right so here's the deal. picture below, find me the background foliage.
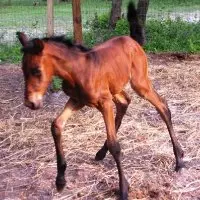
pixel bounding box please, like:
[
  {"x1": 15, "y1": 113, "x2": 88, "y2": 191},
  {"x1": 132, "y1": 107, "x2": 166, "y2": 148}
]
[{"x1": 0, "y1": 0, "x2": 199, "y2": 65}]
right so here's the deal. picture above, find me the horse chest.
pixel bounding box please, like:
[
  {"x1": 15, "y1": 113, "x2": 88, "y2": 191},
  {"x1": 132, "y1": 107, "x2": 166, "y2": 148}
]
[{"x1": 62, "y1": 81, "x2": 99, "y2": 107}]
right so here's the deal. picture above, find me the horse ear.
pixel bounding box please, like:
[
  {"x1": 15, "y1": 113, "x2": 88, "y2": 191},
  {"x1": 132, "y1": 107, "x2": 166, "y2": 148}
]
[
  {"x1": 16, "y1": 32, "x2": 28, "y2": 47},
  {"x1": 32, "y1": 38, "x2": 44, "y2": 53}
]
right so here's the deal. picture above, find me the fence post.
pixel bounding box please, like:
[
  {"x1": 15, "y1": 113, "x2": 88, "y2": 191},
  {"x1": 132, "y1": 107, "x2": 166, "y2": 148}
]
[
  {"x1": 72, "y1": 0, "x2": 83, "y2": 44},
  {"x1": 47, "y1": 0, "x2": 54, "y2": 37}
]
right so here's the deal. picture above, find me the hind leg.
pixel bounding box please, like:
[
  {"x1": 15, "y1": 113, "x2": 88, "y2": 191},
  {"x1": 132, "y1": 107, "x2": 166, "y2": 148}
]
[
  {"x1": 131, "y1": 78, "x2": 184, "y2": 171},
  {"x1": 95, "y1": 91, "x2": 131, "y2": 161}
]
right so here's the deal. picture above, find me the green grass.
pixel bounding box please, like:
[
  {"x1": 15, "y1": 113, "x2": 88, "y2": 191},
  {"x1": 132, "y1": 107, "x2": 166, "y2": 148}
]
[
  {"x1": 0, "y1": 0, "x2": 46, "y2": 6},
  {"x1": 1, "y1": 0, "x2": 199, "y2": 28},
  {"x1": 1, "y1": 18, "x2": 199, "y2": 65},
  {"x1": 52, "y1": 76, "x2": 63, "y2": 92},
  {"x1": 0, "y1": 6, "x2": 45, "y2": 28},
  {"x1": 145, "y1": 19, "x2": 200, "y2": 53},
  {"x1": 0, "y1": 0, "x2": 199, "y2": 44},
  {"x1": 84, "y1": 15, "x2": 200, "y2": 53},
  {"x1": 0, "y1": 43, "x2": 21, "y2": 64},
  {"x1": 2, "y1": 0, "x2": 199, "y2": 9},
  {"x1": 0, "y1": 0, "x2": 199, "y2": 64},
  {"x1": 149, "y1": 0, "x2": 200, "y2": 9}
]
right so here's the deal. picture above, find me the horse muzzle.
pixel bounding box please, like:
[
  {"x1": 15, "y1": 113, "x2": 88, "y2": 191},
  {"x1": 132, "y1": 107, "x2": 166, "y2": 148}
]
[
  {"x1": 24, "y1": 99, "x2": 43, "y2": 110},
  {"x1": 24, "y1": 93, "x2": 43, "y2": 110}
]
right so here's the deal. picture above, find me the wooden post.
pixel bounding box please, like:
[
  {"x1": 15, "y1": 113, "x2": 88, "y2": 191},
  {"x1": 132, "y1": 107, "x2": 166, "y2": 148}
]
[
  {"x1": 47, "y1": 0, "x2": 54, "y2": 37},
  {"x1": 72, "y1": 0, "x2": 83, "y2": 44}
]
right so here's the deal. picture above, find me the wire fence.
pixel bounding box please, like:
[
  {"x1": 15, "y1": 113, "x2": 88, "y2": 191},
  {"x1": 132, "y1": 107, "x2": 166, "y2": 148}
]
[{"x1": 0, "y1": 0, "x2": 199, "y2": 44}]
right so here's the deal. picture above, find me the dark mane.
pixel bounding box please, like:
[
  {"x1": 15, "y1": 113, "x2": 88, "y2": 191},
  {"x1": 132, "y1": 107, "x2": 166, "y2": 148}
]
[
  {"x1": 43, "y1": 36, "x2": 91, "y2": 52},
  {"x1": 21, "y1": 35, "x2": 91, "y2": 54}
]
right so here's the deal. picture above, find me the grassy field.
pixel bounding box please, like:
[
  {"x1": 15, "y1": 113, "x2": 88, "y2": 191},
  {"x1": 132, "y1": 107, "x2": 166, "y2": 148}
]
[
  {"x1": 0, "y1": 0, "x2": 199, "y2": 38},
  {"x1": 1, "y1": 0, "x2": 200, "y2": 7},
  {"x1": 0, "y1": 0, "x2": 199, "y2": 63}
]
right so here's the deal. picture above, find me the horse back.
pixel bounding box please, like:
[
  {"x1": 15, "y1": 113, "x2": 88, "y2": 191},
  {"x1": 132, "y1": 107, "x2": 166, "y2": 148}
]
[{"x1": 90, "y1": 36, "x2": 140, "y2": 94}]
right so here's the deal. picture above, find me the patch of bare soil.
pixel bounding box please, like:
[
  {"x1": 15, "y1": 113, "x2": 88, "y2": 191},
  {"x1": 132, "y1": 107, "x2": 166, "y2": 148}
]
[{"x1": 0, "y1": 54, "x2": 200, "y2": 200}]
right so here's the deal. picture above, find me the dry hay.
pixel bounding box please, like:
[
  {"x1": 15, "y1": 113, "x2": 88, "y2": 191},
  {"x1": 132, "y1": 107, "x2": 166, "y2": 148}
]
[{"x1": 0, "y1": 54, "x2": 200, "y2": 200}]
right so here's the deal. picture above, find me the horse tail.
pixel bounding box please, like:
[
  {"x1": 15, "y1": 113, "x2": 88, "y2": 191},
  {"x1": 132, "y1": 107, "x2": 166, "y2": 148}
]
[{"x1": 127, "y1": 1, "x2": 145, "y2": 46}]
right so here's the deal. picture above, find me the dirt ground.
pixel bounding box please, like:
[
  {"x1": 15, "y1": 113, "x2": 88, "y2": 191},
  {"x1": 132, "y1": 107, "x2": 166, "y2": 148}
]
[{"x1": 0, "y1": 54, "x2": 200, "y2": 200}]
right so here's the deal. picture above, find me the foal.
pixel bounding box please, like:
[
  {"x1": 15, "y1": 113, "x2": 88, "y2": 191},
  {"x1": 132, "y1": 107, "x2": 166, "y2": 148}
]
[{"x1": 17, "y1": 2, "x2": 184, "y2": 199}]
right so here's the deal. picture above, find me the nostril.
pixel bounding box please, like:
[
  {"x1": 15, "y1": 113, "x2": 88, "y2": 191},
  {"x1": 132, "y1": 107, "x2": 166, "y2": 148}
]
[
  {"x1": 24, "y1": 99, "x2": 42, "y2": 110},
  {"x1": 24, "y1": 100, "x2": 36, "y2": 110},
  {"x1": 30, "y1": 102, "x2": 36, "y2": 110}
]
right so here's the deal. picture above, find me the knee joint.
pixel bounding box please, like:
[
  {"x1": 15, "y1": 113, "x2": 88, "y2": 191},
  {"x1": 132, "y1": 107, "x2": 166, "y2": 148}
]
[
  {"x1": 159, "y1": 98, "x2": 171, "y2": 119},
  {"x1": 163, "y1": 106, "x2": 172, "y2": 120},
  {"x1": 107, "y1": 141, "x2": 121, "y2": 157},
  {"x1": 51, "y1": 119, "x2": 64, "y2": 136}
]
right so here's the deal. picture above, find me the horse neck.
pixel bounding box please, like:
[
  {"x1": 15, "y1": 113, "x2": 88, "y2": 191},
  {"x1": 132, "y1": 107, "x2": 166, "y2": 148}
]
[{"x1": 45, "y1": 43, "x2": 85, "y2": 83}]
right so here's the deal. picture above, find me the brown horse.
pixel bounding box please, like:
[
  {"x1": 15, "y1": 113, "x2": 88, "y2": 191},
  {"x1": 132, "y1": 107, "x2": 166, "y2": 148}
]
[{"x1": 17, "y1": 2, "x2": 184, "y2": 200}]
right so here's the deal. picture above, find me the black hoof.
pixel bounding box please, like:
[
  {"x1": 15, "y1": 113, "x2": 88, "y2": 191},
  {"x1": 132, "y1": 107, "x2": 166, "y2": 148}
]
[
  {"x1": 56, "y1": 176, "x2": 66, "y2": 192},
  {"x1": 178, "y1": 149, "x2": 184, "y2": 159},
  {"x1": 119, "y1": 192, "x2": 128, "y2": 200},
  {"x1": 95, "y1": 149, "x2": 107, "y2": 161},
  {"x1": 119, "y1": 179, "x2": 129, "y2": 200},
  {"x1": 175, "y1": 160, "x2": 185, "y2": 172}
]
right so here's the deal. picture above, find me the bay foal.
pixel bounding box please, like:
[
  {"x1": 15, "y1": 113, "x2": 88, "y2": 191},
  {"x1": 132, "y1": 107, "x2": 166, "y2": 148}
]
[{"x1": 17, "y1": 2, "x2": 184, "y2": 199}]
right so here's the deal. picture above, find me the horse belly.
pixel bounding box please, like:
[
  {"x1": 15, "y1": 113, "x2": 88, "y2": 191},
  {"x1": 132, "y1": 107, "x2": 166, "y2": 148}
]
[{"x1": 109, "y1": 63, "x2": 131, "y2": 94}]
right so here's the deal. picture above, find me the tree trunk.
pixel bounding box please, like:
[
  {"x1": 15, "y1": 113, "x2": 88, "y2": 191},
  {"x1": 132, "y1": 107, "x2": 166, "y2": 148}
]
[
  {"x1": 137, "y1": 0, "x2": 149, "y2": 27},
  {"x1": 109, "y1": 0, "x2": 122, "y2": 29}
]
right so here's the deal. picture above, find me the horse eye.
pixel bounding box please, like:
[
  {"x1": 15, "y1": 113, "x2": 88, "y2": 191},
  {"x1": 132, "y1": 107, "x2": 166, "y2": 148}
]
[{"x1": 30, "y1": 68, "x2": 41, "y2": 76}]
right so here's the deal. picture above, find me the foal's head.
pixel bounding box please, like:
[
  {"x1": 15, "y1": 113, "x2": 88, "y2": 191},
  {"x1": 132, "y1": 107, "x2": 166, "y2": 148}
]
[{"x1": 17, "y1": 32, "x2": 54, "y2": 110}]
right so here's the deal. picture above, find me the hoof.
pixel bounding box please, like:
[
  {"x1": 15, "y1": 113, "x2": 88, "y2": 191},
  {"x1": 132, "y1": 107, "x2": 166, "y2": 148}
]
[
  {"x1": 95, "y1": 149, "x2": 107, "y2": 161},
  {"x1": 175, "y1": 160, "x2": 185, "y2": 172},
  {"x1": 119, "y1": 193, "x2": 128, "y2": 200},
  {"x1": 56, "y1": 176, "x2": 66, "y2": 192},
  {"x1": 179, "y1": 149, "x2": 184, "y2": 159},
  {"x1": 119, "y1": 179, "x2": 129, "y2": 200}
]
